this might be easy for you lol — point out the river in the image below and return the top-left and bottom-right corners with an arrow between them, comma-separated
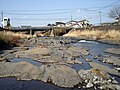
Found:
0,39 -> 120,90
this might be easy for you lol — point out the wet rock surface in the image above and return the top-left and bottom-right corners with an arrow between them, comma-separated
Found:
39,64 -> 81,88
0,37 -> 120,89
78,69 -> 112,89
89,62 -> 120,77
0,62 -> 81,88
102,56 -> 120,67
104,48 -> 120,55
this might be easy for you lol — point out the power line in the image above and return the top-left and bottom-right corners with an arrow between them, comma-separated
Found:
99,12 -> 102,24
87,0 -> 120,11
0,8 -> 79,12
4,10 -> 76,15
0,1 -> 120,12
1,1 -> 119,26
10,17 -> 70,20
8,11 -> 109,21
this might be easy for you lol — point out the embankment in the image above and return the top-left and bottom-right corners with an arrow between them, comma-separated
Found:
0,31 -> 30,50
64,29 -> 120,45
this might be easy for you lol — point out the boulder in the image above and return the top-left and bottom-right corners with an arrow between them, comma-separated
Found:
99,84 -> 120,90
78,69 -> 115,89
39,64 -> 81,88
104,48 -> 120,55
0,62 -> 82,88
89,62 -> 120,77
66,59 -> 83,64
0,62 -> 39,80
67,46 -> 89,56
17,47 -> 51,55
102,56 -> 120,66
14,47 -> 52,59
86,82 -> 93,88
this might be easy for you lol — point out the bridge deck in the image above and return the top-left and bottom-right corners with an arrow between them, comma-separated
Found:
11,27 -> 52,31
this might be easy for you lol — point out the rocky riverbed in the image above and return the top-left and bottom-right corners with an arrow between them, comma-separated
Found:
0,36 -> 120,90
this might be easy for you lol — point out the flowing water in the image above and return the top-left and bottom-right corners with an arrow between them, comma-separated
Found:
0,78 -> 94,90
73,40 -> 120,84
70,40 -> 120,72
0,78 -> 82,90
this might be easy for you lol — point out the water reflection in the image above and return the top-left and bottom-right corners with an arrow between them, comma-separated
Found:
0,78 -> 88,90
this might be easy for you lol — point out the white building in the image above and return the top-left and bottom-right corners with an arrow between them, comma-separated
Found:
66,20 -> 89,28
47,20 -> 90,28
1,17 -> 10,28
55,22 -> 66,27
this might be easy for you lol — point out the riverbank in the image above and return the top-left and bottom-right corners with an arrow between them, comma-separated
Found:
0,31 -> 31,50
63,29 -> 120,45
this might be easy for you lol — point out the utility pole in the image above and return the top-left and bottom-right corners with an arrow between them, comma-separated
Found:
99,11 -> 102,25
1,11 -> 3,28
71,14 -> 73,21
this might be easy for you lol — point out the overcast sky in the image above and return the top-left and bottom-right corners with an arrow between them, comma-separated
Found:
0,0 -> 120,26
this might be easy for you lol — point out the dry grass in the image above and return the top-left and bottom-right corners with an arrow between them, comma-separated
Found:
2,31 -> 31,38
44,27 -> 69,36
64,29 -> 120,42
91,69 -> 105,78
0,31 -> 31,47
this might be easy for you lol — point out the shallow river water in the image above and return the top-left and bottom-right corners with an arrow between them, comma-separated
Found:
72,40 -> 120,70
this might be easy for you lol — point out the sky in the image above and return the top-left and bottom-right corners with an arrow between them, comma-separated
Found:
0,0 -> 120,27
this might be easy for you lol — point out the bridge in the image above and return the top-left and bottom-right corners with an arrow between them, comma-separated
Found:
11,26 -> 52,35
0,26 -> 72,36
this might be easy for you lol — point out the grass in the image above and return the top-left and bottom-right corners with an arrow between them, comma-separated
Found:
44,27 -> 71,36
3,31 -> 31,38
0,31 -> 31,49
91,69 -> 105,78
63,29 -> 120,43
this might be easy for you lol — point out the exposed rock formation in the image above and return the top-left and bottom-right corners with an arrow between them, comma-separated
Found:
0,62 -> 81,88
39,64 -> 81,87
89,62 -> 120,77
104,48 -> 120,55
102,56 -> 120,66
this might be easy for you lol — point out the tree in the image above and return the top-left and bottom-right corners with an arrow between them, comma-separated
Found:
109,6 -> 120,22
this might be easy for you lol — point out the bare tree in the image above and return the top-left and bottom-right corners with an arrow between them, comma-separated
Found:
109,6 -> 120,22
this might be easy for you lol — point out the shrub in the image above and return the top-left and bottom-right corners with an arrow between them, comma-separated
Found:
0,31 -> 22,49
64,29 -> 120,42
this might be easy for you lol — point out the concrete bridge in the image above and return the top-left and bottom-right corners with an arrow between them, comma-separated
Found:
0,26 -> 72,36
11,26 -> 52,35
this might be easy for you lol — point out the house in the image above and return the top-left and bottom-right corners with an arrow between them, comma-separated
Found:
101,20 -> 120,26
55,22 -> 66,27
115,18 -> 120,25
66,19 -> 89,28
2,17 -> 11,28
47,23 -> 56,26
101,22 -> 112,26
47,19 -> 90,28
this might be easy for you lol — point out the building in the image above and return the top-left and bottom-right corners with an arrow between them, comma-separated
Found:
47,19 -> 90,28
2,17 -> 11,28
55,22 -> 66,27
66,19 -> 89,28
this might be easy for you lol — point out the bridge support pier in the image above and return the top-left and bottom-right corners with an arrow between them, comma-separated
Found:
30,28 -> 32,36
50,27 -> 55,37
